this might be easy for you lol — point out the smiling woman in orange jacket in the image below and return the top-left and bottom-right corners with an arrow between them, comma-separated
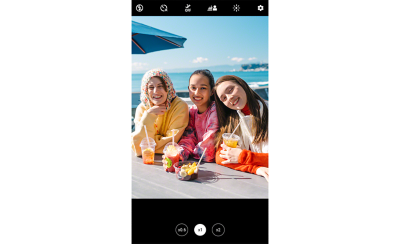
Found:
213,75 -> 269,181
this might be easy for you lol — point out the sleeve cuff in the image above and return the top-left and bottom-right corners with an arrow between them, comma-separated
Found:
251,165 -> 262,174
141,110 -> 158,124
238,149 -> 250,164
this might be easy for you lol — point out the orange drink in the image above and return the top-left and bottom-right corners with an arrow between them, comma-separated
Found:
222,133 -> 240,148
140,137 -> 156,165
142,148 -> 155,164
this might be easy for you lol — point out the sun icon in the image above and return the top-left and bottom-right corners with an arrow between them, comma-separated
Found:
233,4 -> 240,12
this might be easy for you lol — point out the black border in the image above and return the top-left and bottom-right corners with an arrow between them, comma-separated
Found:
132,1 -> 268,16
132,199 -> 268,243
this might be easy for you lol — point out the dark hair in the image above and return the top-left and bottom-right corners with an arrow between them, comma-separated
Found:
189,69 -> 215,101
150,76 -> 167,91
213,75 -> 268,148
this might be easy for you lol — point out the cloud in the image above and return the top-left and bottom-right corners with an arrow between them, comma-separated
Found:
248,57 -> 257,61
164,62 -> 168,64
132,62 -> 148,71
227,56 -> 230,58
231,57 -> 243,62
192,57 -> 208,63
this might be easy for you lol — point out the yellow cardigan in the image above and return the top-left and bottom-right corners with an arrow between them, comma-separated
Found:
131,97 -> 189,156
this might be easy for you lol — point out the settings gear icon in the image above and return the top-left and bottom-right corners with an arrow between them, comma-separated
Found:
258,5 -> 264,11
233,4 -> 240,12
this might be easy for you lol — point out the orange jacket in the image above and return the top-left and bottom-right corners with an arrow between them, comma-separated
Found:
215,147 -> 269,174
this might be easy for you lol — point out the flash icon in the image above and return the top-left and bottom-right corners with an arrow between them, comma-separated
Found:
136,4 -> 143,12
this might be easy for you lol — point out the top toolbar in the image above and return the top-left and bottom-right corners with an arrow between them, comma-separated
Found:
132,1 -> 268,16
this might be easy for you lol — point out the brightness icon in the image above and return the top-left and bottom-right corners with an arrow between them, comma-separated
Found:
233,4 -> 240,12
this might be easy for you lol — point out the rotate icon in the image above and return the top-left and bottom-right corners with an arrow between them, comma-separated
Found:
160,4 -> 168,12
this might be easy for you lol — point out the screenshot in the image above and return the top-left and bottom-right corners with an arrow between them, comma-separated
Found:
4,2 -> 400,244
132,1 -> 268,243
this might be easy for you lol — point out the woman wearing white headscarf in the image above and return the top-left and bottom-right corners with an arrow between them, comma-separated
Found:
131,68 -> 189,156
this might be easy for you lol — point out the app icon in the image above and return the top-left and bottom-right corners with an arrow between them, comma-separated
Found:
207,5 -> 217,11
258,5 -> 264,11
233,4 -> 240,12
185,4 -> 191,12
136,4 -> 143,12
160,4 -> 168,12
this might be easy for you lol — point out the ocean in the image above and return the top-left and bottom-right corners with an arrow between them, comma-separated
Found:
132,71 -> 268,92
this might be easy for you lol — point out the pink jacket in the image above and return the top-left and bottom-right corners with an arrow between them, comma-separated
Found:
178,101 -> 219,162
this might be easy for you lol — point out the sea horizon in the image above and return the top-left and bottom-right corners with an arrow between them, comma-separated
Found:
132,70 -> 268,92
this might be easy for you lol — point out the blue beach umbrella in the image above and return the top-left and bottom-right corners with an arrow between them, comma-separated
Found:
132,21 -> 187,54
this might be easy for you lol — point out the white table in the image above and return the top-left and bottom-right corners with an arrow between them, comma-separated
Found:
132,151 -> 268,198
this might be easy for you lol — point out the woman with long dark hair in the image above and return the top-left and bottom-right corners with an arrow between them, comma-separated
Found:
176,69 -> 219,162
214,75 -> 269,181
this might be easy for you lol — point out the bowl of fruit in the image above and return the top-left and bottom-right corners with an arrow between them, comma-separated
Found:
174,161 -> 199,181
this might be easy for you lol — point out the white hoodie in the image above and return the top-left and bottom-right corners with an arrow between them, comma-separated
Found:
236,100 -> 268,153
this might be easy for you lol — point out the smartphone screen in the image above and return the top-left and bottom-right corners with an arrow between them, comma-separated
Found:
132,1 -> 269,243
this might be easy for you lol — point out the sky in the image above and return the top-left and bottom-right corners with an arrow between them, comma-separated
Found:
132,16 -> 268,73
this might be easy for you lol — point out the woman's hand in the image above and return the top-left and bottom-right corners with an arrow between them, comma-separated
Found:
256,167 -> 269,182
219,143 -> 243,164
147,104 -> 167,116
